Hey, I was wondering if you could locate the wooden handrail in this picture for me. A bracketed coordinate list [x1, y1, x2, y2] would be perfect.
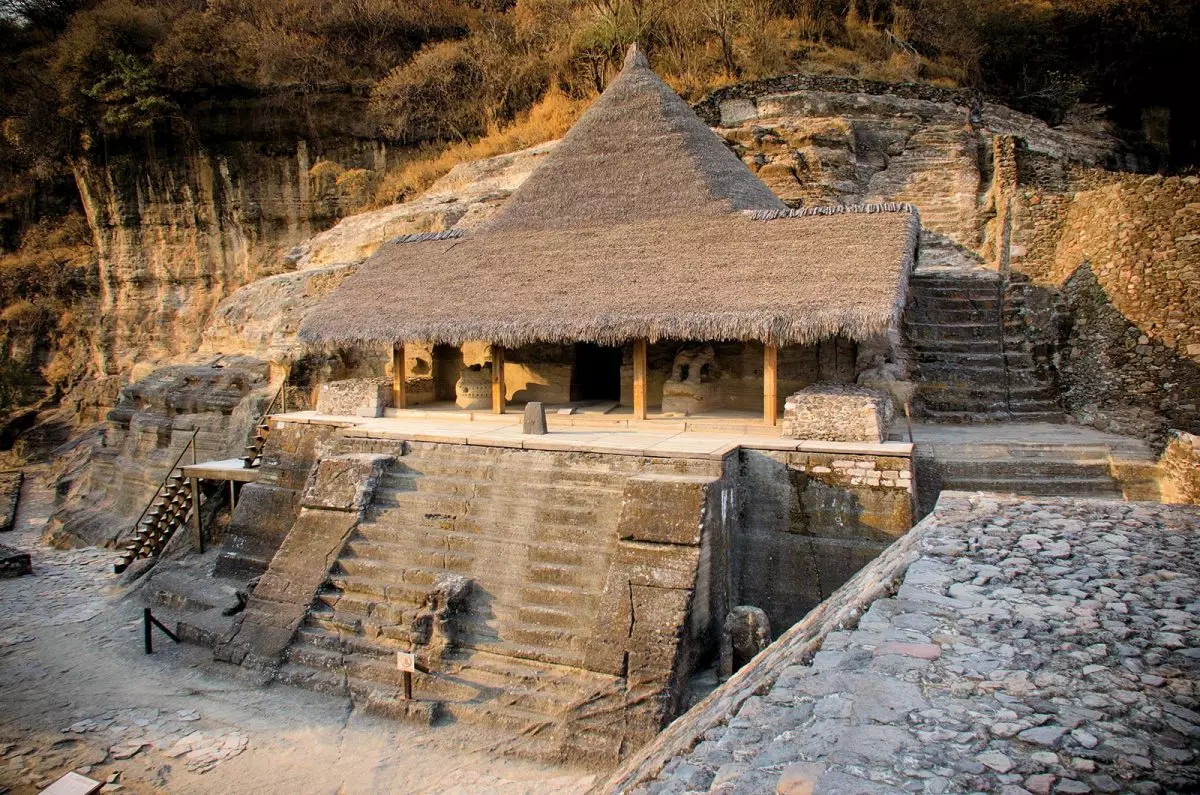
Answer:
[125, 428, 199, 543]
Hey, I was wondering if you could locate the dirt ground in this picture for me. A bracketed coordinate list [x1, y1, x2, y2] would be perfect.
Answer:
[0, 470, 599, 794]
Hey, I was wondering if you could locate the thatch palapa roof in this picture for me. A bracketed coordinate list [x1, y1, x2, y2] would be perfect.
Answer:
[299, 46, 918, 349]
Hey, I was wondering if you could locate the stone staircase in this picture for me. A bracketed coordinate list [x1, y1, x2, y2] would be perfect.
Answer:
[905, 238, 1063, 423]
[274, 444, 713, 762]
[908, 424, 1162, 514]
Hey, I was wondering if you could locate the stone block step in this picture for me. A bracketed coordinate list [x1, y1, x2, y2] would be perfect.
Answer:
[905, 307, 998, 323]
[350, 522, 612, 558]
[905, 322, 1017, 341]
[284, 643, 482, 703]
[916, 382, 1060, 402]
[919, 409, 1067, 424]
[942, 476, 1122, 497]
[378, 473, 626, 505]
[909, 338, 1006, 354]
[937, 458, 1113, 478]
[357, 515, 619, 552]
[915, 364, 1048, 386]
[368, 489, 618, 524]
[274, 664, 440, 725]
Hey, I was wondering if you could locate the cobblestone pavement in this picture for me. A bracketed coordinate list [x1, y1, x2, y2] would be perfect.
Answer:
[637, 494, 1200, 794]
[0, 472, 597, 794]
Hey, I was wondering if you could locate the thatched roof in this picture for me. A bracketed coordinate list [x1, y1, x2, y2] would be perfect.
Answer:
[487, 46, 785, 232]
[299, 47, 919, 349]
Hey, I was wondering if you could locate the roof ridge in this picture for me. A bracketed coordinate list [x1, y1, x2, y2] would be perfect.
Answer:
[387, 228, 465, 245]
[746, 203, 919, 221]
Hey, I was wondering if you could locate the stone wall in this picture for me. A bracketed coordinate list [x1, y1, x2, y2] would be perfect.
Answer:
[782, 385, 894, 442]
[735, 447, 913, 635]
[1005, 167, 1200, 439]
[1159, 430, 1200, 505]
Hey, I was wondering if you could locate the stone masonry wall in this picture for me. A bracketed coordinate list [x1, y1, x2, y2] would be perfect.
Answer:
[735, 448, 913, 635]
[1006, 167, 1200, 439]
[1159, 431, 1200, 505]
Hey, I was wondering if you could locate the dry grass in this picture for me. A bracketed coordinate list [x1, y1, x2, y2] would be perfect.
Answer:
[372, 88, 592, 206]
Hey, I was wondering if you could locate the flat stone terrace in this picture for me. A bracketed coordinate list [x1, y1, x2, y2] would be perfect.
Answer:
[606, 493, 1200, 795]
[269, 410, 914, 461]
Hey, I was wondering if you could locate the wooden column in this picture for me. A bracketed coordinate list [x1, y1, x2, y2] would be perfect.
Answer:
[491, 345, 506, 414]
[392, 343, 407, 409]
[632, 339, 648, 421]
[763, 343, 778, 427]
[191, 477, 204, 553]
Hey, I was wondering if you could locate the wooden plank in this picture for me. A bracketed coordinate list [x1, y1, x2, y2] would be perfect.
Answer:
[491, 345, 506, 414]
[392, 343, 407, 409]
[633, 339, 648, 420]
[763, 343, 778, 427]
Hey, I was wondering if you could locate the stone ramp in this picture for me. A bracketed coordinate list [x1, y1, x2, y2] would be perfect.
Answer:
[606, 493, 1200, 794]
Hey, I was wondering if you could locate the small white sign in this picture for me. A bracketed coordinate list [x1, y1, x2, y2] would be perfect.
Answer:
[396, 651, 416, 673]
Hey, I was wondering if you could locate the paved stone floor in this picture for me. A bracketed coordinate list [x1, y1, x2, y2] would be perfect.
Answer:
[0, 471, 596, 794]
[634, 493, 1200, 794]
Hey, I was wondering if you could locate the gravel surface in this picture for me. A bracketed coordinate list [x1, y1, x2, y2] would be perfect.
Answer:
[0, 471, 597, 794]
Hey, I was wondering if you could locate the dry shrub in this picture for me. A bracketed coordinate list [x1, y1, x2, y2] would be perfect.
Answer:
[373, 86, 589, 205]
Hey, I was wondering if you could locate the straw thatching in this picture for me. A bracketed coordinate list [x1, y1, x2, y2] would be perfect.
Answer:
[298, 46, 919, 350]
[487, 45, 785, 234]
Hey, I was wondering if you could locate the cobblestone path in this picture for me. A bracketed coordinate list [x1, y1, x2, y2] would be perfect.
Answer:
[636, 494, 1200, 794]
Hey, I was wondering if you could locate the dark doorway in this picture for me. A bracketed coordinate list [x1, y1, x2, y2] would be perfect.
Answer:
[572, 343, 622, 402]
[433, 344, 464, 402]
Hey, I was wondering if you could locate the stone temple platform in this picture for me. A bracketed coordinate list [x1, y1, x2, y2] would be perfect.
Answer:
[605, 493, 1200, 794]
[269, 409, 913, 460]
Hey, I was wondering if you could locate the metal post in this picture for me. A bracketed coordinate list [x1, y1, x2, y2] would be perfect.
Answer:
[144, 607, 153, 655]
[191, 477, 204, 553]
[403, 670, 413, 700]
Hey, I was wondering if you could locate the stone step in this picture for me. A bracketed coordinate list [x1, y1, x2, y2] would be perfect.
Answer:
[916, 382, 1060, 401]
[915, 364, 1049, 386]
[274, 663, 440, 725]
[905, 322, 1018, 341]
[350, 522, 611, 558]
[909, 338, 1011, 354]
[378, 472, 627, 504]
[369, 488, 618, 524]
[937, 458, 1114, 478]
[389, 459, 638, 487]
[905, 307, 1000, 324]
[942, 476, 1122, 498]
[913, 351, 1034, 369]
[326, 569, 601, 626]
[357, 514, 619, 552]
[919, 409, 1067, 424]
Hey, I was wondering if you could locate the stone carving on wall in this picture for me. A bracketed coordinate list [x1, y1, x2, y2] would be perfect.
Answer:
[410, 573, 473, 658]
[455, 364, 492, 409]
[720, 605, 771, 680]
[662, 344, 720, 415]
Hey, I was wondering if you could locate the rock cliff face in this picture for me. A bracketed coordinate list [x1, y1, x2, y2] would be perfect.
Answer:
[72, 91, 401, 383]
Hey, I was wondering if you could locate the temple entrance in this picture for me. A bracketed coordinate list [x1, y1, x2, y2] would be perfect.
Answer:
[571, 343, 622, 402]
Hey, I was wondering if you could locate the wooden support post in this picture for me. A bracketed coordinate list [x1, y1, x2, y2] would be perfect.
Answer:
[764, 343, 778, 427]
[392, 343, 407, 410]
[633, 339, 648, 421]
[229, 480, 236, 510]
[491, 345, 506, 415]
[190, 477, 204, 553]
